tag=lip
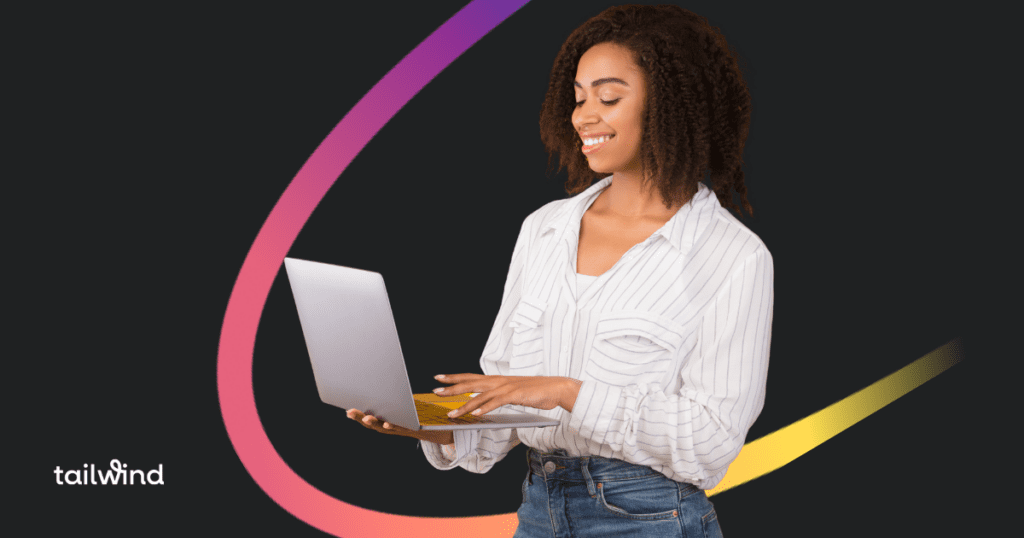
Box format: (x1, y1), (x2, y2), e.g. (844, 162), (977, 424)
(580, 133), (614, 155)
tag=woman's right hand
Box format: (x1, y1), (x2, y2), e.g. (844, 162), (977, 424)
(346, 409), (455, 446)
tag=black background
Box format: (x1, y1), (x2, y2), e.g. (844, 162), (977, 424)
(18, 1), (1008, 536)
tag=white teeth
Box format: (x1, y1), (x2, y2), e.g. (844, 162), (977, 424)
(583, 135), (611, 146)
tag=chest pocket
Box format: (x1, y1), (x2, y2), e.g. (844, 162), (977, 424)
(507, 296), (547, 375)
(585, 311), (684, 388)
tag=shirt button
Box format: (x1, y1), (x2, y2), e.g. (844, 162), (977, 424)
(544, 461), (556, 473)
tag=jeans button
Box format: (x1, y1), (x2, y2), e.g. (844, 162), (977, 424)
(544, 461), (556, 473)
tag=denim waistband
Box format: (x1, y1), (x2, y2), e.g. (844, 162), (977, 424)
(526, 447), (699, 493)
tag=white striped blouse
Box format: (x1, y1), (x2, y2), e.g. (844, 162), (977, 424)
(423, 176), (774, 490)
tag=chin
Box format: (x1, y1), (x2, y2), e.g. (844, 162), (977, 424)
(586, 160), (614, 175)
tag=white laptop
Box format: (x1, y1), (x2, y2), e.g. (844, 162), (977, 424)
(283, 257), (560, 431)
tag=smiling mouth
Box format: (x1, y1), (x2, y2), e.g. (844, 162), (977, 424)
(581, 135), (613, 154)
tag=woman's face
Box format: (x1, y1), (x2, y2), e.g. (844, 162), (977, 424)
(572, 42), (647, 176)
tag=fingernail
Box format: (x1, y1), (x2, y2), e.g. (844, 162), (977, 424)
(447, 410), (456, 418)
(383, 423), (391, 429)
(435, 375), (446, 380)
(472, 409), (482, 416)
(433, 388), (444, 394)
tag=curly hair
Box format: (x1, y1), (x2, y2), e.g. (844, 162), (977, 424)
(539, 5), (753, 215)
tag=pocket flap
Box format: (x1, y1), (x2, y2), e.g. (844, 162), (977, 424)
(508, 296), (547, 330)
(595, 311), (684, 353)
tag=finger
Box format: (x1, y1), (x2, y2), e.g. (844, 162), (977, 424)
(380, 421), (414, 435)
(352, 411), (385, 432)
(432, 382), (485, 396)
(467, 394), (512, 417)
(449, 389), (503, 418)
(435, 376), (507, 396)
(350, 410), (393, 430)
(375, 420), (435, 441)
(361, 415), (404, 435)
(356, 413), (389, 433)
(434, 373), (484, 385)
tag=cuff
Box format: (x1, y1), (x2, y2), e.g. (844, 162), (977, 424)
(420, 429), (480, 470)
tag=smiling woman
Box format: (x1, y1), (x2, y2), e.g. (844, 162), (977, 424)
(347, 5), (769, 537)
(540, 5), (753, 215)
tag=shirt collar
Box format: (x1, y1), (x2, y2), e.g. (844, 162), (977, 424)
(542, 177), (721, 256)
(541, 176), (612, 236)
(658, 182), (720, 255)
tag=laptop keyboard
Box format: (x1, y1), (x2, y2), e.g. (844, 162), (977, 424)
(415, 400), (493, 425)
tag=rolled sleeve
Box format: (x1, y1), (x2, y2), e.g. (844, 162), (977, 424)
(567, 380), (622, 442)
(421, 429), (482, 470)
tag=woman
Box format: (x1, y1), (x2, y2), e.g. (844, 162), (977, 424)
(348, 5), (772, 536)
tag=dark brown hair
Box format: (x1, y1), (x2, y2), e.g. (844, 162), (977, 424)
(539, 4), (753, 215)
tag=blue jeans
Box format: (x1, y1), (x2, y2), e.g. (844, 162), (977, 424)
(514, 448), (724, 538)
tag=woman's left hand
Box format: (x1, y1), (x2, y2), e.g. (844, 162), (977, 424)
(433, 374), (581, 418)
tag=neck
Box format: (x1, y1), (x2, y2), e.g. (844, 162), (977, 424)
(600, 170), (680, 218)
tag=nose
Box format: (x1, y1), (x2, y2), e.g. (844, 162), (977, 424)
(572, 101), (599, 132)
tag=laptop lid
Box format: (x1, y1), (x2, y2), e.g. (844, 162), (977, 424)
(284, 257), (422, 430)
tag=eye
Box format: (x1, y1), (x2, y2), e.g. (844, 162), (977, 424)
(575, 98), (620, 108)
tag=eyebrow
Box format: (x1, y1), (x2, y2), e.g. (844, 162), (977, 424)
(574, 77), (630, 88)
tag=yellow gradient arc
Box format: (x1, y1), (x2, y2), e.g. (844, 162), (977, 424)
(707, 338), (962, 496)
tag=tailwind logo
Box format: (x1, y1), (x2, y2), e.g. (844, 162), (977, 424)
(53, 460), (164, 485)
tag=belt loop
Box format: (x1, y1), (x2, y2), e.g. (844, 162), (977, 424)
(525, 447), (534, 485)
(580, 457), (596, 497)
